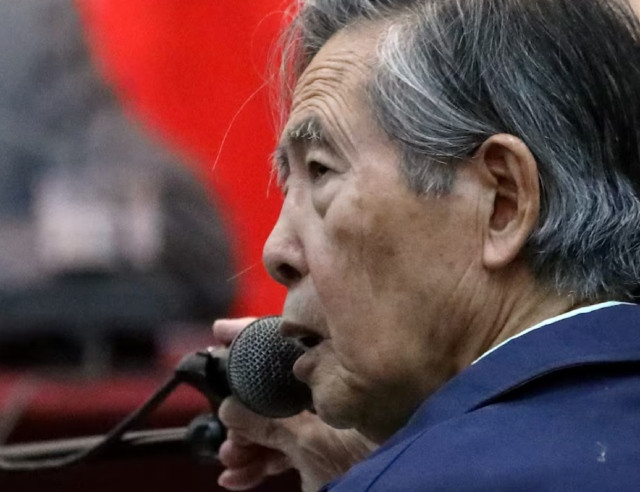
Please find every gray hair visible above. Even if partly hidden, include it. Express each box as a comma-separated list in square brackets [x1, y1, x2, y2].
[278, 0, 640, 301]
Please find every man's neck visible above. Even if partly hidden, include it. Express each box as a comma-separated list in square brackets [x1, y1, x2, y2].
[487, 289, 587, 352]
[460, 265, 600, 371]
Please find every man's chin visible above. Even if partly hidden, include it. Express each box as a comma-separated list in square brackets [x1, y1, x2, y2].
[311, 390, 359, 431]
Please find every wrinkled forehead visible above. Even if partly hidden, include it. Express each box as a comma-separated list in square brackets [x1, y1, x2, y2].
[292, 30, 376, 97]
[290, 23, 383, 112]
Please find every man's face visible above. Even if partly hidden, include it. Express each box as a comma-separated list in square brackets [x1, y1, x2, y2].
[264, 25, 486, 441]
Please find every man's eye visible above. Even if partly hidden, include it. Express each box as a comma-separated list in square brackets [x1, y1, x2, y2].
[308, 160, 330, 181]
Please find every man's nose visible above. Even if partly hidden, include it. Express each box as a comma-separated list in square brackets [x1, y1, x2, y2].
[263, 206, 308, 287]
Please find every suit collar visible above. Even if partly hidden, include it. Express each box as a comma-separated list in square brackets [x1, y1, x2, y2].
[473, 300, 632, 364]
[390, 302, 640, 445]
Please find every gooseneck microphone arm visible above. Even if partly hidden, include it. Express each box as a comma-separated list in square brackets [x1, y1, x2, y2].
[0, 427, 192, 465]
[0, 351, 216, 472]
[0, 316, 312, 472]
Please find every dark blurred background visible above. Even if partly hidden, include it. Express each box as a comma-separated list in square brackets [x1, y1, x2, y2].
[0, 0, 294, 490]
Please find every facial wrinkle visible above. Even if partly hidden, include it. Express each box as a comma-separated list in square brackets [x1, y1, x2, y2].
[289, 48, 375, 159]
[292, 88, 359, 155]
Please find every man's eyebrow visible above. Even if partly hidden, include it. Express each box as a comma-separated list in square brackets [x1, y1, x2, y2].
[287, 116, 328, 145]
[272, 116, 341, 185]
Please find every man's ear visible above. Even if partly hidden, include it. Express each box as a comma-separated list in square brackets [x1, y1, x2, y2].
[474, 134, 540, 270]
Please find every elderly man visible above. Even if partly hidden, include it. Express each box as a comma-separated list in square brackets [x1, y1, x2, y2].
[214, 0, 640, 490]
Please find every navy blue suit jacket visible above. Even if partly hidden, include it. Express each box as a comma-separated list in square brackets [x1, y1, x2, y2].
[325, 303, 640, 491]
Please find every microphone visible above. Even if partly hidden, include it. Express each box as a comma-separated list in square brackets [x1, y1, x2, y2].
[179, 316, 312, 419]
[179, 316, 314, 461]
[225, 316, 313, 418]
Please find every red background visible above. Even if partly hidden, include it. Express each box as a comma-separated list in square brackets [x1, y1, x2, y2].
[76, 0, 291, 317]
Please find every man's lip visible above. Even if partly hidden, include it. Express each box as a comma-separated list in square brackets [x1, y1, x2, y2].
[279, 320, 324, 350]
[279, 320, 316, 338]
[293, 350, 315, 383]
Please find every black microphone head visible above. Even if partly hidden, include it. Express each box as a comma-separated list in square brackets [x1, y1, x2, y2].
[226, 316, 312, 418]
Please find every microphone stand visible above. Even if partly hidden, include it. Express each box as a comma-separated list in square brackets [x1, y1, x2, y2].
[0, 349, 228, 472]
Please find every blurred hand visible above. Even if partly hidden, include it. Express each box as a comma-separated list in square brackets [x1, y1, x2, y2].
[212, 318, 376, 492]
[211, 317, 258, 347]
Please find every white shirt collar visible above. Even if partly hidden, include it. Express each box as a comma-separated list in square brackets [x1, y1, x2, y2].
[472, 300, 634, 365]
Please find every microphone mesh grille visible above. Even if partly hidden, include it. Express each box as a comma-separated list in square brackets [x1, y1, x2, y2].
[227, 316, 312, 418]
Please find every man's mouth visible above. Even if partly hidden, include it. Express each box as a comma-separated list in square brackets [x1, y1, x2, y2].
[297, 334, 322, 350]
[280, 321, 324, 352]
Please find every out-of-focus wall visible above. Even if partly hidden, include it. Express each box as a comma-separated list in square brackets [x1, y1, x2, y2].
[78, 0, 289, 317]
